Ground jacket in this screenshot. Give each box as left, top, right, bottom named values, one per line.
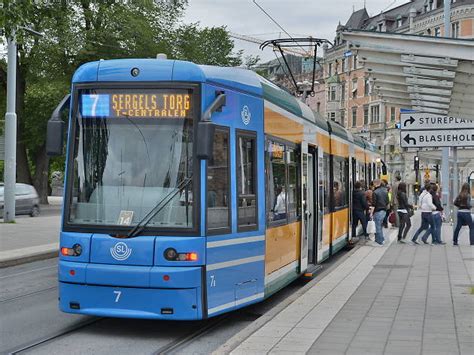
left=432, top=193, right=443, bottom=212
left=418, top=190, right=436, bottom=212
left=454, top=194, right=472, bottom=210
left=353, top=189, right=369, bottom=211
left=397, top=191, right=411, bottom=210
left=373, top=186, right=389, bottom=212
left=392, top=181, right=400, bottom=205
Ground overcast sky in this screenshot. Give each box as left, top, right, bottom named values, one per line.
left=183, top=0, right=409, bottom=62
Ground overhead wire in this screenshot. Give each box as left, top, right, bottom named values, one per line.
left=252, top=0, right=310, bottom=56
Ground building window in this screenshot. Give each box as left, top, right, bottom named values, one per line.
left=364, top=78, right=370, bottom=96
left=390, top=107, right=396, bottom=122
left=370, top=105, right=380, bottom=123
left=340, top=110, right=345, bottom=127
left=328, top=63, right=332, bottom=76
left=330, top=112, right=336, bottom=121
left=434, top=27, right=440, bottom=37
left=329, top=85, right=336, bottom=101
left=316, top=102, right=321, bottom=112
left=207, top=127, right=230, bottom=233
left=378, top=23, right=383, bottom=32
left=363, top=105, right=369, bottom=125
left=352, top=78, right=358, bottom=99
left=352, top=107, right=357, bottom=127
left=353, top=55, right=358, bottom=69
left=397, top=18, right=403, bottom=27
left=236, top=131, right=257, bottom=231
left=341, top=58, right=345, bottom=73
left=341, top=82, right=346, bottom=102
left=451, top=22, right=460, bottom=38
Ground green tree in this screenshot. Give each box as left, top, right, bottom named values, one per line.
left=1, top=0, right=243, bottom=203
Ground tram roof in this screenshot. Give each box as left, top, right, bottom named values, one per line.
left=72, top=58, right=335, bottom=134
left=353, top=134, right=365, bottom=149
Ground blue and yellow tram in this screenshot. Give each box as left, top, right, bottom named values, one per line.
left=47, top=58, right=381, bottom=320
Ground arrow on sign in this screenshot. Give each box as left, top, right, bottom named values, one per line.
left=403, top=116, right=415, bottom=127
left=403, top=134, right=417, bottom=145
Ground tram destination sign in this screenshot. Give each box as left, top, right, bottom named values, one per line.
left=400, top=113, right=474, bottom=131
left=400, top=129, right=474, bottom=148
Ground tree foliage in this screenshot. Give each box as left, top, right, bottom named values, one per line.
left=0, top=0, right=243, bottom=203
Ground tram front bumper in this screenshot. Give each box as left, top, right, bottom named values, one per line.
left=58, top=260, right=204, bottom=320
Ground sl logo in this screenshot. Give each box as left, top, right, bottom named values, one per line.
left=110, top=242, right=132, bottom=261
left=241, top=105, right=251, bottom=125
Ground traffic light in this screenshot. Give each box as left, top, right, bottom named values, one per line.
left=414, top=156, right=419, bottom=171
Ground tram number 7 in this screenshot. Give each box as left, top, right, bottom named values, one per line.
left=113, top=290, right=122, bottom=303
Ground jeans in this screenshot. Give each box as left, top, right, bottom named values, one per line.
left=352, top=209, right=368, bottom=238
left=412, top=212, right=434, bottom=243
left=432, top=213, right=442, bottom=243
left=453, top=211, right=474, bottom=245
left=373, top=210, right=386, bottom=245
left=397, top=212, right=411, bottom=240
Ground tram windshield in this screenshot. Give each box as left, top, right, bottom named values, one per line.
left=67, top=88, right=195, bottom=229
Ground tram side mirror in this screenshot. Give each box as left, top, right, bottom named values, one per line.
left=196, top=121, right=215, bottom=160
left=47, top=94, right=70, bottom=156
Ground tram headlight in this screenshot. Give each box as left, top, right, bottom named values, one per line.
left=60, top=243, right=82, bottom=257
left=164, top=248, right=178, bottom=261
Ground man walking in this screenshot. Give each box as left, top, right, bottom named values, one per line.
left=392, top=175, right=401, bottom=227
left=411, top=183, right=436, bottom=244
left=372, top=179, right=389, bottom=246
left=352, top=181, right=369, bottom=240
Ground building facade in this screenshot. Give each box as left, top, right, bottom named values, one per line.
left=323, top=0, right=474, bottom=183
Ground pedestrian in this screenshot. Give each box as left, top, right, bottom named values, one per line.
left=392, top=175, right=401, bottom=227
left=431, top=184, right=445, bottom=245
left=371, top=179, right=389, bottom=246
left=452, top=183, right=474, bottom=246
left=352, top=181, right=369, bottom=240
left=381, top=179, right=391, bottom=228
left=365, top=181, right=374, bottom=232
left=396, top=182, right=412, bottom=243
left=411, top=183, right=436, bottom=245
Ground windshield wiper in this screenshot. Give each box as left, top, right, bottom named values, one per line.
left=127, top=176, right=193, bottom=238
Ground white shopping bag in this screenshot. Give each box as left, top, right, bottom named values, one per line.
left=367, top=220, right=376, bottom=235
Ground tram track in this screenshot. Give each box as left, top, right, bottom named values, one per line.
left=0, top=286, right=57, bottom=304
left=6, top=317, right=104, bottom=355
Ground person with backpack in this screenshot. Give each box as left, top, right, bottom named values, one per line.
left=371, top=179, right=389, bottom=246
left=453, top=183, right=474, bottom=246
left=396, top=182, right=413, bottom=243
left=411, top=183, right=436, bottom=245
left=431, top=184, right=445, bottom=245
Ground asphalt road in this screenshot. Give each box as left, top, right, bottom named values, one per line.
left=0, top=245, right=355, bottom=355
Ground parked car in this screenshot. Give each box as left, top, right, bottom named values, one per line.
left=0, top=183, right=40, bottom=218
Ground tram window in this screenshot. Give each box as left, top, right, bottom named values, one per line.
left=267, top=141, right=286, bottom=223
left=322, top=153, right=330, bottom=214
left=287, top=148, right=299, bottom=220
left=237, top=132, right=257, bottom=231
left=333, top=156, right=349, bottom=210
left=207, top=128, right=230, bottom=233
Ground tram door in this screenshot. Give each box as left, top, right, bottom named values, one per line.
left=300, top=142, right=317, bottom=271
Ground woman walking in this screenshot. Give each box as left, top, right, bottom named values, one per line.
left=431, top=184, right=445, bottom=245
left=396, top=182, right=412, bottom=243
left=453, top=183, right=474, bottom=246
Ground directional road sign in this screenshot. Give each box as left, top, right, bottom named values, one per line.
left=400, top=129, right=474, bottom=148
left=400, top=113, right=474, bottom=131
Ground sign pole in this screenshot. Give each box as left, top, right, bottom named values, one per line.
left=3, top=33, right=17, bottom=223
left=441, top=147, right=450, bottom=221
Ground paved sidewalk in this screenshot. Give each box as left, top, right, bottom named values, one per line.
left=0, top=196, right=62, bottom=267
left=222, top=221, right=473, bottom=355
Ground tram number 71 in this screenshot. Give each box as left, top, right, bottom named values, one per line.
left=113, top=290, right=122, bottom=303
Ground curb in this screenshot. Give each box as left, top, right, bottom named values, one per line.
left=212, top=240, right=364, bottom=355
left=0, top=243, right=58, bottom=268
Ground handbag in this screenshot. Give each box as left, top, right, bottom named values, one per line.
left=388, top=211, right=396, bottom=224
left=367, top=219, right=376, bottom=234
left=408, top=206, right=414, bottom=217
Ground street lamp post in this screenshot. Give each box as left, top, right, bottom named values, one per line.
left=3, top=33, right=17, bottom=222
